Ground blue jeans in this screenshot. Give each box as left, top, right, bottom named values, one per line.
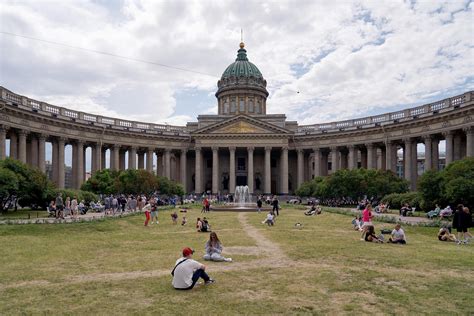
left=177, top=269, right=210, bottom=290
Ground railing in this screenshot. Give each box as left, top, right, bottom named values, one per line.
left=0, top=86, right=471, bottom=135
left=297, top=91, right=472, bottom=134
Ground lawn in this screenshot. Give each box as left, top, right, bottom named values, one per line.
left=0, top=207, right=472, bottom=315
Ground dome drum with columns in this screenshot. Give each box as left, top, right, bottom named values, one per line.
left=216, top=42, right=269, bottom=115
left=0, top=43, right=473, bottom=195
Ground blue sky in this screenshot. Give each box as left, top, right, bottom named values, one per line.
left=1, top=0, right=473, bottom=169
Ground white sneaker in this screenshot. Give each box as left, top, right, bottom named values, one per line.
left=224, top=258, right=233, bottom=262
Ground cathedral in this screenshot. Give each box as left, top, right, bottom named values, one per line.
left=0, top=42, right=473, bottom=194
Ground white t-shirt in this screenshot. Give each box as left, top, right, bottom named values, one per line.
left=266, top=213, right=274, bottom=221
left=172, top=258, right=203, bottom=289
left=391, top=228, right=406, bottom=241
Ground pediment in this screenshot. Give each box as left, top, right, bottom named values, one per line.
left=193, top=115, right=291, bottom=135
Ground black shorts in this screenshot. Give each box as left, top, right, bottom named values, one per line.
left=456, top=227, right=468, bottom=233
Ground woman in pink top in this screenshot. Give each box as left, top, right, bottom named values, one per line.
left=360, top=204, right=374, bottom=240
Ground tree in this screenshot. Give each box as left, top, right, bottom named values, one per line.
left=81, top=169, right=118, bottom=194
left=0, top=167, right=19, bottom=211
left=0, top=158, right=55, bottom=210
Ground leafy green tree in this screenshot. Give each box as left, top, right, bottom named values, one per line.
left=0, top=167, right=19, bottom=211
left=81, top=169, right=118, bottom=194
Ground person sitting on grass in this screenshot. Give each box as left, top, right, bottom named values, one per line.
left=364, top=226, right=384, bottom=243
left=262, top=211, right=275, bottom=226
left=438, top=227, right=458, bottom=242
left=304, top=204, right=321, bottom=216
left=172, top=247, right=215, bottom=290
left=203, top=232, right=232, bottom=262
left=181, top=215, right=187, bottom=226
left=388, top=224, right=407, bottom=244
left=171, top=211, right=178, bottom=224
left=352, top=216, right=363, bottom=231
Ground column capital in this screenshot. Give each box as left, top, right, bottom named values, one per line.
left=442, top=130, right=454, bottom=137
left=229, top=146, right=236, bottom=152
left=264, top=146, right=272, bottom=151
left=75, top=139, right=85, bottom=145
left=281, top=146, right=288, bottom=151
left=347, top=144, right=356, bottom=149
left=18, top=129, right=29, bottom=136
left=57, top=136, right=67, bottom=143
left=422, top=134, right=433, bottom=142
left=330, top=146, right=338, bottom=151
left=402, top=137, right=413, bottom=144
left=365, top=143, right=375, bottom=148
left=129, top=145, right=138, bottom=150
left=463, top=126, right=474, bottom=134
left=113, top=144, right=121, bottom=149
left=194, top=147, right=201, bottom=152
left=0, top=125, right=10, bottom=132
left=313, top=147, right=321, bottom=153
left=246, top=146, right=254, bottom=152
left=296, top=148, right=303, bottom=154
left=211, top=146, right=219, bottom=152
left=181, top=148, right=188, bottom=154
left=37, top=133, right=47, bottom=141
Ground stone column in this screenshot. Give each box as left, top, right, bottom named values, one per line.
left=212, top=147, right=219, bottom=194
left=0, top=126, right=7, bottom=160
left=112, top=145, right=120, bottom=171
left=137, top=152, right=145, bottom=169
left=380, top=147, right=386, bottom=171
left=313, top=148, right=321, bottom=177
left=9, top=132, right=18, bottom=159
left=366, top=143, right=376, bottom=169
left=453, top=133, right=462, bottom=161
left=340, top=150, right=348, bottom=170
left=464, top=127, right=474, bottom=157
left=30, top=136, right=38, bottom=167
left=264, top=146, right=271, bottom=194
left=360, top=149, right=367, bottom=169
left=444, top=131, right=454, bottom=165
left=281, top=147, right=288, bottom=194
left=423, top=135, right=433, bottom=172
left=18, top=130, right=28, bottom=163
left=156, top=151, right=163, bottom=176
left=76, top=140, right=84, bottom=189
left=385, top=141, right=396, bottom=173
left=119, top=150, right=126, bottom=170
left=195, top=147, right=202, bottom=193
left=330, top=147, right=338, bottom=173
left=101, top=148, right=107, bottom=170
left=146, top=148, right=154, bottom=173
left=164, top=149, right=171, bottom=179
left=432, top=138, right=439, bottom=171
left=247, top=147, right=254, bottom=194
left=321, top=150, right=329, bottom=176
left=92, top=143, right=101, bottom=174
left=297, top=149, right=304, bottom=188
left=404, top=138, right=413, bottom=190
left=128, top=147, right=137, bottom=170
left=180, top=149, right=187, bottom=191
left=229, top=147, right=236, bottom=194
left=411, top=140, right=418, bottom=189
left=38, top=134, right=46, bottom=173
left=57, top=138, right=65, bottom=189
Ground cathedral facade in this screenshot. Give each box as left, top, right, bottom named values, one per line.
left=0, top=43, right=473, bottom=194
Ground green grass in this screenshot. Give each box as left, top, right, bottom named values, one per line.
left=0, top=209, right=49, bottom=219
left=0, top=207, right=473, bottom=315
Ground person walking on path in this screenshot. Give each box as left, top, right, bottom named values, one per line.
left=143, top=203, right=151, bottom=227
left=272, top=196, right=279, bottom=216
left=172, top=247, right=215, bottom=290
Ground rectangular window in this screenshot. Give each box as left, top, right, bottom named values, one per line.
left=224, top=101, right=229, bottom=114
left=239, top=98, right=245, bottom=112
left=256, top=101, right=261, bottom=114
left=248, top=99, right=254, bottom=112
left=230, top=98, right=236, bottom=113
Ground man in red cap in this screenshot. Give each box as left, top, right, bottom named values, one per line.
left=171, top=247, right=215, bottom=290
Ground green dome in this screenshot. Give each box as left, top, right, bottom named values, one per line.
left=221, top=45, right=263, bottom=79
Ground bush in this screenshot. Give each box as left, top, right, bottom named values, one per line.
left=381, top=192, right=421, bottom=210
left=296, top=169, right=409, bottom=200
left=418, top=157, right=474, bottom=210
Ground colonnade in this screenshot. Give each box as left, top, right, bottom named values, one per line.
left=1, top=126, right=472, bottom=193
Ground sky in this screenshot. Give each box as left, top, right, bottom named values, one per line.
left=0, top=0, right=473, bottom=128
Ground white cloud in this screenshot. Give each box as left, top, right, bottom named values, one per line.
left=0, top=0, right=472, bottom=126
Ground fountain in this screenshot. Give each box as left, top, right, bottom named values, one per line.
left=210, top=185, right=271, bottom=212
